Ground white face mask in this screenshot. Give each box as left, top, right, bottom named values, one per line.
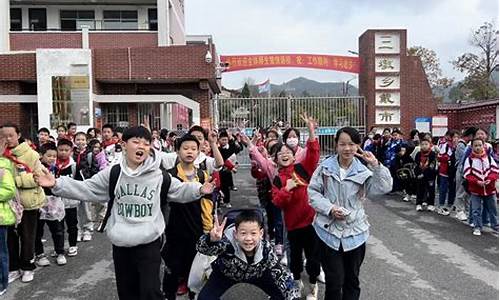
left=286, top=137, right=299, bottom=148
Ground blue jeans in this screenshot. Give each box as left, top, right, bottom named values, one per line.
left=470, top=194, right=499, bottom=230
left=0, top=226, right=8, bottom=291
left=438, top=175, right=456, bottom=207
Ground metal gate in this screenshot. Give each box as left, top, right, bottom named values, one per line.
left=214, top=96, right=366, bottom=165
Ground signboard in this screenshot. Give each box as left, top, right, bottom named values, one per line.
left=220, top=54, right=360, bottom=73
left=375, top=76, right=400, bottom=89
left=415, top=117, right=431, bottom=133
left=375, top=56, right=400, bottom=73
left=51, top=75, right=90, bottom=128
left=432, top=115, right=448, bottom=127
left=375, top=92, right=400, bottom=106
left=375, top=33, right=400, bottom=54
left=375, top=108, right=401, bottom=124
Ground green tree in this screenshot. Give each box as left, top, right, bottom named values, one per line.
left=241, top=83, right=251, bottom=98
left=408, top=46, right=454, bottom=101
left=453, top=21, right=499, bottom=100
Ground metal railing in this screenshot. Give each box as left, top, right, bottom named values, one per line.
left=215, top=96, right=366, bottom=166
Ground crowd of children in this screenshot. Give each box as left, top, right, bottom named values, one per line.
left=0, top=118, right=497, bottom=300
left=363, top=126, right=499, bottom=235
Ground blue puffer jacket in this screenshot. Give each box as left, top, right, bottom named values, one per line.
left=384, top=139, right=404, bottom=168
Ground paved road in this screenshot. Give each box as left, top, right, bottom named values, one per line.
left=3, top=170, right=498, bottom=300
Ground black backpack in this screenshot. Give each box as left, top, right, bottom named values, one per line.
left=98, top=164, right=171, bottom=232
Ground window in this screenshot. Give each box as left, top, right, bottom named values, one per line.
left=60, top=10, right=95, bottom=31
left=148, top=8, right=157, bottom=31
left=103, top=104, right=129, bottom=128
left=10, top=8, right=22, bottom=31
left=29, top=8, right=47, bottom=31
left=103, top=10, right=138, bottom=30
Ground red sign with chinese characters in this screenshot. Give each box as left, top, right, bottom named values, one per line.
left=220, top=54, right=360, bottom=73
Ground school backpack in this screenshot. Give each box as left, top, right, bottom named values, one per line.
left=98, top=164, right=171, bottom=232
left=272, top=163, right=311, bottom=189
left=462, top=155, right=492, bottom=194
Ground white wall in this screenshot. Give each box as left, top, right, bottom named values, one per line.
left=36, top=49, right=93, bottom=134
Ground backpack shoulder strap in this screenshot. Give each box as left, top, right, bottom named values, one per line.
left=273, top=175, right=283, bottom=189
left=98, top=164, right=121, bottom=233
left=199, top=158, right=207, bottom=171
left=197, top=168, right=206, bottom=185
left=160, top=166, right=172, bottom=207
left=294, top=163, right=311, bottom=182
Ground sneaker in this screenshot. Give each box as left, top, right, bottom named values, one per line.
left=21, top=270, right=34, bottom=283
left=437, top=207, right=450, bottom=216
left=56, top=254, right=67, bottom=266
left=0, top=289, right=6, bottom=296
left=317, top=268, right=326, bottom=283
left=82, top=231, right=92, bottom=242
left=76, top=234, right=82, bottom=242
left=455, top=211, right=468, bottom=221
left=306, top=283, right=318, bottom=300
left=222, top=203, right=232, bottom=208
left=473, top=229, right=481, bottom=236
left=50, top=251, right=58, bottom=258
left=35, top=254, right=51, bottom=267
left=231, top=186, right=238, bottom=191
left=274, top=244, right=283, bottom=256
left=402, top=195, right=410, bottom=202
left=176, top=281, right=189, bottom=296
left=411, top=195, right=417, bottom=200
left=68, top=246, right=78, bottom=257
left=484, top=223, right=491, bottom=228
left=427, top=205, right=435, bottom=212
left=294, top=280, right=304, bottom=297
left=416, top=205, right=423, bottom=211
left=469, top=223, right=475, bottom=228
left=8, top=270, right=21, bottom=283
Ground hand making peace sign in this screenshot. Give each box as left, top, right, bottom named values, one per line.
left=210, top=214, right=227, bottom=242
left=354, top=147, right=379, bottom=168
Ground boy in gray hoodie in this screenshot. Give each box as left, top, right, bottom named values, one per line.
left=36, top=126, right=215, bottom=300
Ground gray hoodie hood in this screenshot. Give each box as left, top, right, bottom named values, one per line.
left=224, top=224, right=264, bottom=264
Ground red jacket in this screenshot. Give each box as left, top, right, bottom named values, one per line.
left=464, top=152, right=499, bottom=196
left=272, top=139, right=320, bottom=231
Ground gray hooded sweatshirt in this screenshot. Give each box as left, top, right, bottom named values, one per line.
left=52, top=149, right=203, bottom=247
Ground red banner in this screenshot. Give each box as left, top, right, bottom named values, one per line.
left=220, top=54, right=360, bottom=73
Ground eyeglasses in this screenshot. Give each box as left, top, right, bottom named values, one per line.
left=277, top=151, right=293, bottom=157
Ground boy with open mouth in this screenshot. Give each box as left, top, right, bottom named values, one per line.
left=35, top=126, right=216, bottom=300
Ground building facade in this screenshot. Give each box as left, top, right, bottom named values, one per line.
left=0, top=0, right=220, bottom=138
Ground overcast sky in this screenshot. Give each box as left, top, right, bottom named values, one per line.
left=185, top=0, right=498, bottom=89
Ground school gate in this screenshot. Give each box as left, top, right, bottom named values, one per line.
left=215, top=96, right=366, bottom=165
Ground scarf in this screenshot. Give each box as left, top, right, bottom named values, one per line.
left=3, top=147, right=33, bottom=173
left=56, top=157, right=71, bottom=177
left=419, top=149, right=431, bottom=170
left=102, top=138, right=118, bottom=148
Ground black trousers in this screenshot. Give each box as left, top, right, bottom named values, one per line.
left=220, top=170, right=232, bottom=204
left=64, top=207, right=78, bottom=247
left=35, top=218, right=65, bottom=255
left=318, top=238, right=366, bottom=300
left=198, top=270, right=285, bottom=300
left=162, top=235, right=198, bottom=300
left=112, top=238, right=164, bottom=300
left=416, top=177, right=436, bottom=206
left=287, top=225, right=320, bottom=283
left=7, top=209, right=39, bottom=271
